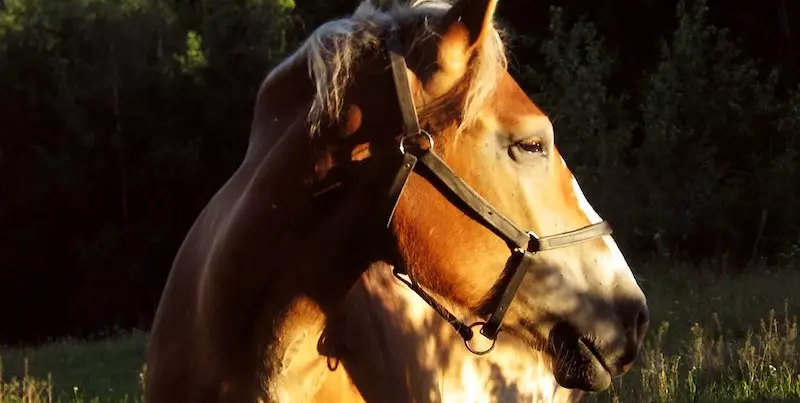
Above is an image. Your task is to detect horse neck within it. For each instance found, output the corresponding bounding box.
[244,54,403,398]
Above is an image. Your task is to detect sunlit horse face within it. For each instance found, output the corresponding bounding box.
[371,0,649,392]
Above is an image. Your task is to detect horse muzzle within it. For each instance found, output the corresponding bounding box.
[546,293,650,392]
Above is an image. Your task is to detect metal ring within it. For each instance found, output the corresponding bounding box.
[399,130,435,154]
[463,322,496,356]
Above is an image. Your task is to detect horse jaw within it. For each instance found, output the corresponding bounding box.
[331,265,586,403]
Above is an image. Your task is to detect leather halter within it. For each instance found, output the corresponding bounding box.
[381,29,613,354]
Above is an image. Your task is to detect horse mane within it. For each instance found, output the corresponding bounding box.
[265,0,508,135]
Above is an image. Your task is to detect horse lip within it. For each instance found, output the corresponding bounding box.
[522,321,614,379]
[578,336,612,376]
[547,322,613,391]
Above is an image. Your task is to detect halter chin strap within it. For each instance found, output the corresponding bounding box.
[382,28,612,353]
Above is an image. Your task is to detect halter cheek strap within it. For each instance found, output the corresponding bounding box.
[382,28,612,353]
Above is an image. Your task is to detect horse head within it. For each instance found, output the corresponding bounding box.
[284,0,650,393]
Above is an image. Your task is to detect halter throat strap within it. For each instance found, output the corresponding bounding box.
[382,28,613,351]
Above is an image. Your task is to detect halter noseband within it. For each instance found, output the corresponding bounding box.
[381,28,612,355]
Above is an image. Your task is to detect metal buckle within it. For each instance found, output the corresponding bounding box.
[399,130,434,155]
[525,231,540,253]
[512,232,540,255]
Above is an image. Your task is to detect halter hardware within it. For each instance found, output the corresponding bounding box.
[381,27,613,353]
[399,131,434,155]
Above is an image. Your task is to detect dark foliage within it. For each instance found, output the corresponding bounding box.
[0,0,797,344]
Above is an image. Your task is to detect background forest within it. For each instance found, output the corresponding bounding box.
[1,0,799,401]
[1,1,800,399]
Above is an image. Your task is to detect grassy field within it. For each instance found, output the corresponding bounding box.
[1,260,798,402]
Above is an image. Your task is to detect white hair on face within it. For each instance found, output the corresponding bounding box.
[276,0,508,135]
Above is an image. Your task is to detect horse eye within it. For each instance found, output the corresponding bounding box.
[516,139,545,155]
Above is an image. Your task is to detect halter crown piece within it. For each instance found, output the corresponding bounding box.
[381,27,612,355]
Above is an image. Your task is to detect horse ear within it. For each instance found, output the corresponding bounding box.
[439,0,499,51]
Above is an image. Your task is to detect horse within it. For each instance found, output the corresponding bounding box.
[143,0,650,402]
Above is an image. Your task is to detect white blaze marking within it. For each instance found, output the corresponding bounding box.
[570,176,603,225]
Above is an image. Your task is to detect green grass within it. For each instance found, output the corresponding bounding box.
[1,261,799,402]
[0,331,146,402]
[586,260,800,403]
